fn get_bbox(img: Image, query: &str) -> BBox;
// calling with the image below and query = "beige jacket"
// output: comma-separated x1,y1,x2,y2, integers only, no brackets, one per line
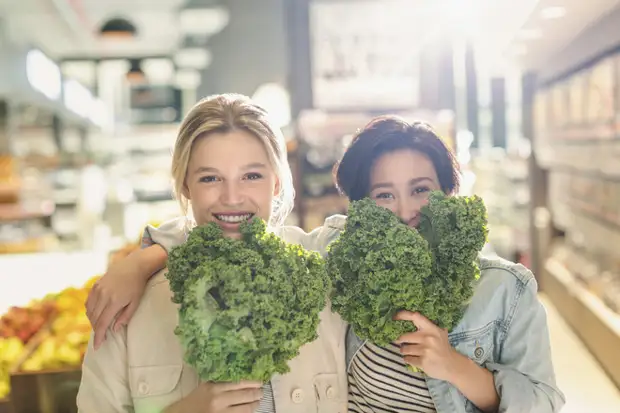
77,225,348,413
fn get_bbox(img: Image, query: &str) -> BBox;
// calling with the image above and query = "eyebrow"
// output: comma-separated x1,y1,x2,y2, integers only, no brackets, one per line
193,162,268,175
369,177,434,192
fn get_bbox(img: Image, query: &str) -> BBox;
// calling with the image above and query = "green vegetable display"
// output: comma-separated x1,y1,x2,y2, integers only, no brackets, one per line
327,191,488,346
166,218,330,383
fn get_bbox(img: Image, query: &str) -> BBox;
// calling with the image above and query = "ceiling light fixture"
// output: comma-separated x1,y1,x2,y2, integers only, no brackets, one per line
100,17,137,38
126,59,147,84
178,0,230,36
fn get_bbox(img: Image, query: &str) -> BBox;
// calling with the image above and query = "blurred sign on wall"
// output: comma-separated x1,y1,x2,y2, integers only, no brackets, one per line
129,85,182,125
309,0,423,110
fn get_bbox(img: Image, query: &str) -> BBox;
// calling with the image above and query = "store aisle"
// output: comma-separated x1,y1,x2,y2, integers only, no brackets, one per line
541,295,620,413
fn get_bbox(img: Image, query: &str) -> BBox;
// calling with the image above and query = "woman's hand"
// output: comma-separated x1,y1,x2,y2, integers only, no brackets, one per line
394,311,463,382
86,257,146,349
86,245,168,349
167,381,263,413
395,311,500,412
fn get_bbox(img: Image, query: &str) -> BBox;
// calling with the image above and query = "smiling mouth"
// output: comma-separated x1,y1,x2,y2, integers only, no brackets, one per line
213,213,254,224
407,216,420,228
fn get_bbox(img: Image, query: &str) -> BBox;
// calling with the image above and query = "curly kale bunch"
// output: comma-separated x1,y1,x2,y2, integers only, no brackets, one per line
327,191,488,346
166,218,330,383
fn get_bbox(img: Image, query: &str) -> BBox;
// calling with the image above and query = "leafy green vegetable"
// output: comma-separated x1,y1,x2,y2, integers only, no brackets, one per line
166,218,330,383
327,191,488,346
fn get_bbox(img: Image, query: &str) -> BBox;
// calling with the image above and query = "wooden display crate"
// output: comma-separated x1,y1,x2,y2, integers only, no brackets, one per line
7,328,83,413
2,311,84,413
9,368,81,413
0,398,12,413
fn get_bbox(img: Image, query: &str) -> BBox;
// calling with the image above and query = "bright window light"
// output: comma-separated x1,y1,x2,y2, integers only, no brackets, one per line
26,49,62,100
175,69,202,89
540,6,566,20
174,48,212,69
64,79,93,118
252,83,291,129
178,7,229,36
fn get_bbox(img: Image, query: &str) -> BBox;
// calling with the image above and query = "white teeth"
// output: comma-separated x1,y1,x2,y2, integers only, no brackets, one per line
215,214,252,223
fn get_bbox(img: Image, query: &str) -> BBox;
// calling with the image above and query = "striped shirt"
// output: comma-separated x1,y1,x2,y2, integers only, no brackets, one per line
256,382,275,413
348,341,437,413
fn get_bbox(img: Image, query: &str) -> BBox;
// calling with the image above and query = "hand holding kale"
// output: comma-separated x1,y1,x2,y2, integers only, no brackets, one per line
327,191,488,346
166,218,330,383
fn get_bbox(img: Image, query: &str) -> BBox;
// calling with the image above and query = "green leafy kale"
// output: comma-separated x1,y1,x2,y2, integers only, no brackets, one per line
166,218,330,383
327,191,488,346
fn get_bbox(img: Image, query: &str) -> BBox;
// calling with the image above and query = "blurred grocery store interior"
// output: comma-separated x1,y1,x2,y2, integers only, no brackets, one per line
1,0,620,411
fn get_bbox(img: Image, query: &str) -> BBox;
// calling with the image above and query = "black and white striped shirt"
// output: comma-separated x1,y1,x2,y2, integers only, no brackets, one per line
256,382,275,413
348,341,437,413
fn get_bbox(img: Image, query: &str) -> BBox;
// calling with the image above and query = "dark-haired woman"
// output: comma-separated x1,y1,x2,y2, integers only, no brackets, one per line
86,116,564,413
317,116,564,413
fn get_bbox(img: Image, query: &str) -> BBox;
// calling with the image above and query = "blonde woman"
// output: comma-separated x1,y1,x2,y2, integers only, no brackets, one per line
77,94,348,413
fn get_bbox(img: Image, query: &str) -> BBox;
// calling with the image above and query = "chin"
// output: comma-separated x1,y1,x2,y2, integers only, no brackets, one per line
226,232,242,240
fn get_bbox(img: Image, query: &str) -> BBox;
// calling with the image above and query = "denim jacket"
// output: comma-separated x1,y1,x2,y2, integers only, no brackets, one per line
309,215,566,413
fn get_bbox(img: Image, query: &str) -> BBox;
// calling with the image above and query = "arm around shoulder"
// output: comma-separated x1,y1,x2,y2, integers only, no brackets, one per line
143,217,190,252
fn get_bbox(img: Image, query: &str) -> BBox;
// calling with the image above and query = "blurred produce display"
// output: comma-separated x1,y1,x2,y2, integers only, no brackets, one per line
0,274,100,400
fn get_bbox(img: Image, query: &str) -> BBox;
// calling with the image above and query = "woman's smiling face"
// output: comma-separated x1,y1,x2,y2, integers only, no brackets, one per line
369,149,441,228
184,129,278,239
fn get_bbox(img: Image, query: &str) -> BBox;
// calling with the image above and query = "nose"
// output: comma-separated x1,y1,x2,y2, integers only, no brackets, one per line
221,181,244,206
396,196,423,224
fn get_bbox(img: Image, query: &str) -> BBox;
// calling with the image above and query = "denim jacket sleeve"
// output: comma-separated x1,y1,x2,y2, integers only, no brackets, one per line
485,275,565,413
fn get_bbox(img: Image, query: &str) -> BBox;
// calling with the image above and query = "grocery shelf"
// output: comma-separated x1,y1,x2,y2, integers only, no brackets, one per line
0,202,55,222
543,258,620,389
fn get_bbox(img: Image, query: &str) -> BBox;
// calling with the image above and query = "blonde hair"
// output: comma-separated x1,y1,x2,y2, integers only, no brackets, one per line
171,93,294,227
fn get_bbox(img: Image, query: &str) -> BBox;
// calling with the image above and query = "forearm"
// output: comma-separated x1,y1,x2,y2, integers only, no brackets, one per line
448,354,499,413
163,401,183,413
132,245,169,280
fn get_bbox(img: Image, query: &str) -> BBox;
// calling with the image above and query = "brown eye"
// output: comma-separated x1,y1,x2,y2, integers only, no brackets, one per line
412,186,430,195
374,192,394,199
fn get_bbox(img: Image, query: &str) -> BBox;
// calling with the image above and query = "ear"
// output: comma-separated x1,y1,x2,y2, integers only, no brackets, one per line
182,181,191,200
273,176,281,197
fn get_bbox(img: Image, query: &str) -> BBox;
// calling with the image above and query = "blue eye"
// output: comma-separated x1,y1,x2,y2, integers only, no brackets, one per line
412,186,430,195
199,175,218,183
245,172,263,180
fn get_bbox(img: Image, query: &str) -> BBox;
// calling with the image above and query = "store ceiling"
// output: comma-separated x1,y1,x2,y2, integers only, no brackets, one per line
3,0,620,90
507,0,620,70
0,0,185,59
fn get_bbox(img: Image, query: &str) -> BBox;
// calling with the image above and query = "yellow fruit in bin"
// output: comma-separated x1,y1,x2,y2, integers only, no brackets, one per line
74,311,91,329
83,275,101,290
52,313,75,335
0,336,24,367
56,343,81,366
0,375,9,399
55,288,88,314
65,331,89,347
38,337,57,361
21,352,44,372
